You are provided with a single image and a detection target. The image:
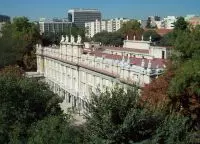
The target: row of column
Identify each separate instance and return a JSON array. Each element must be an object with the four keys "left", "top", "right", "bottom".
[{"left": 46, "top": 79, "right": 88, "bottom": 114}]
